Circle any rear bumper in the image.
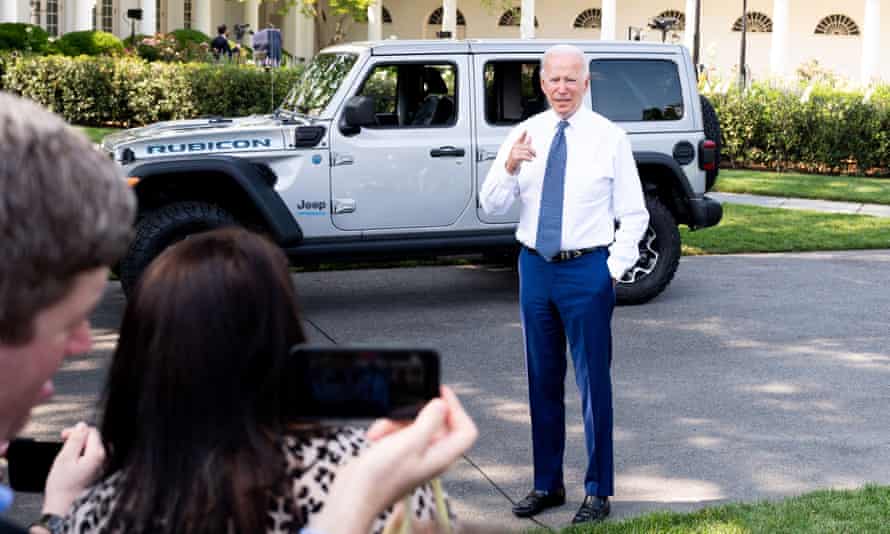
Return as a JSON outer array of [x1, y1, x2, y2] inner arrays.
[[688, 195, 723, 230]]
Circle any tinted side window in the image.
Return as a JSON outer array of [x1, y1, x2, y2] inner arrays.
[[357, 63, 457, 128], [483, 61, 549, 126], [589, 60, 684, 121]]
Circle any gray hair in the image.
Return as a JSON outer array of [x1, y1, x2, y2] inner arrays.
[[0, 92, 136, 345], [541, 44, 590, 77]]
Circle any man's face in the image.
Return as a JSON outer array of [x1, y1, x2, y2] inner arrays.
[[541, 52, 590, 118], [0, 267, 107, 442]]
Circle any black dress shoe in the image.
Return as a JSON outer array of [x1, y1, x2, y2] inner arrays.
[[571, 495, 610, 524], [512, 488, 566, 517]]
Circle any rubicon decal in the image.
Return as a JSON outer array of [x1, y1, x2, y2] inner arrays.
[[146, 138, 273, 154]]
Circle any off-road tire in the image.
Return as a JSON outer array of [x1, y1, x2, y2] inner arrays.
[[700, 95, 721, 190], [119, 201, 238, 296], [615, 196, 680, 305]]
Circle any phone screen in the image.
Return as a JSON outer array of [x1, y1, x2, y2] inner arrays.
[[286, 347, 440, 420]]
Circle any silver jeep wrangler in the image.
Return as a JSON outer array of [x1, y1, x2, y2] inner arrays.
[[104, 39, 722, 304]]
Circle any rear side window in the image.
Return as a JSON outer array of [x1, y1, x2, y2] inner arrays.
[[589, 60, 684, 121]]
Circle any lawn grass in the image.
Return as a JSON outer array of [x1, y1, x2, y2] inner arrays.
[[715, 169, 890, 205], [78, 126, 121, 144], [681, 204, 890, 255], [546, 485, 890, 534]]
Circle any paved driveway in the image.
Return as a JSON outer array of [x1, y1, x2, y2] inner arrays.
[[8, 250, 890, 530]]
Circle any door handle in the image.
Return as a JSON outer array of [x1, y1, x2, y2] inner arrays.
[[477, 149, 498, 162], [333, 199, 356, 214], [430, 146, 465, 158]]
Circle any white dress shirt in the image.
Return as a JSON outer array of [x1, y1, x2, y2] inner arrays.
[[480, 107, 649, 280]]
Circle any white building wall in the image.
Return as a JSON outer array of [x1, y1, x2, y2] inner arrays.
[[7, 0, 884, 82]]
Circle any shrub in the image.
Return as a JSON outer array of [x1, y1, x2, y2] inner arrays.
[[0, 54, 303, 127], [707, 81, 890, 175], [0, 23, 50, 54], [54, 30, 123, 56], [170, 28, 210, 46]]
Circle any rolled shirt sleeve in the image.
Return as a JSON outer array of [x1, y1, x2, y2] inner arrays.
[[480, 127, 522, 216], [607, 133, 649, 280]]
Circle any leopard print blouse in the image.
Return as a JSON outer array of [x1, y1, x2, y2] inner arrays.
[[58, 427, 450, 534]]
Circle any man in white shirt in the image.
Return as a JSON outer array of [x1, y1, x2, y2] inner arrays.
[[480, 44, 649, 524]]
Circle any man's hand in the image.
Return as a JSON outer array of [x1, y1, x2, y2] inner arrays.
[[505, 131, 536, 175], [41, 422, 105, 516]]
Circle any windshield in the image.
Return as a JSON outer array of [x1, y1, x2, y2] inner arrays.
[[280, 53, 358, 116]]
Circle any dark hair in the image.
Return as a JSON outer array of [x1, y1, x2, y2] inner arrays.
[[100, 228, 306, 533], [218, 24, 227, 34]]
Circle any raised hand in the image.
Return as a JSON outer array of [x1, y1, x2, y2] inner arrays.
[[506, 131, 536, 174]]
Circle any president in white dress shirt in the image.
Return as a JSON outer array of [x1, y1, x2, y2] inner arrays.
[[480, 44, 649, 524]]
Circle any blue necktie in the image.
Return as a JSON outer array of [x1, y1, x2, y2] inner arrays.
[[535, 120, 569, 260]]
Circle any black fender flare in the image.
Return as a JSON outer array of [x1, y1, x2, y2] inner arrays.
[[633, 151, 695, 198], [632, 151, 722, 230], [128, 156, 302, 245]]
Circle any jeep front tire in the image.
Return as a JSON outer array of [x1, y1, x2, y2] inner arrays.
[[615, 196, 681, 305], [119, 201, 238, 295]]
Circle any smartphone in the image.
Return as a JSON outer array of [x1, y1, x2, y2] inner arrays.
[[5, 438, 63, 493], [286, 346, 440, 421]]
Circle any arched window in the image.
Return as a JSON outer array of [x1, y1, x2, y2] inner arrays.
[[732, 12, 772, 32], [814, 14, 859, 35], [498, 7, 538, 27], [101, 0, 113, 32], [427, 7, 466, 26], [657, 9, 685, 31], [184, 0, 192, 29], [573, 8, 601, 29], [382, 6, 392, 24]]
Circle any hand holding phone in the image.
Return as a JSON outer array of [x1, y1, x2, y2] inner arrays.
[[306, 387, 477, 534], [42, 423, 106, 515]]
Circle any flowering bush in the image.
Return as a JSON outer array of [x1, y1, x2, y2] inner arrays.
[[129, 32, 215, 63]]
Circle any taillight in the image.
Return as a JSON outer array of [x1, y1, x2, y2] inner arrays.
[[699, 139, 717, 171]]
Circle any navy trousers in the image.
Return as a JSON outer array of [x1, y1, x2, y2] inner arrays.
[[518, 246, 615, 497]]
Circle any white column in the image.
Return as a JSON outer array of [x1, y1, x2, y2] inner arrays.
[[74, 0, 94, 31], [193, 0, 212, 36], [285, 0, 315, 62], [244, 0, 259, 36], [1, 1, 18, 23], [520, 0, 534, 39], [442, 0, 457, 39], [683, 0, 697, 52], [139, 0, 155, 35], [861, 0, 881, 84], [769, 0, 789, 77], [600, 0, 616, 40], [368, 0, 382, 40]]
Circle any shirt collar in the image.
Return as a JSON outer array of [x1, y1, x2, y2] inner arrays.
[[547, 106, 586, 130]]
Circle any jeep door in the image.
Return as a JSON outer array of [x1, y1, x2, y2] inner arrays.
[[329, 56, 472, 231], [473, 56, 543, 224]]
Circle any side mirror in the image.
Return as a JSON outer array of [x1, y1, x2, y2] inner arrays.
[[340, 96, 376, 136]]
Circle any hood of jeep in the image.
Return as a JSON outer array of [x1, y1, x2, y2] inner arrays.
[[102, 115, 291, 159]]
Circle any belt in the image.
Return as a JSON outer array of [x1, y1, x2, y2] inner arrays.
[[525, 246, 605, 262]]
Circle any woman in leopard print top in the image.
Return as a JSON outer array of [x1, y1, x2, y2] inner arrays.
[[55, 229, 450, 534]]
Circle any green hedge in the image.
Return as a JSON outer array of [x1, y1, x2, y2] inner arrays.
[[0, 23, 50, 53], [708, 82, 890, 175], [54, 30, 124, 56], [0, 55, 303, 127]]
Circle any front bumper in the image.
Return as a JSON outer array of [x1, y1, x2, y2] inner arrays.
[[688, 195, 723, 230]]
